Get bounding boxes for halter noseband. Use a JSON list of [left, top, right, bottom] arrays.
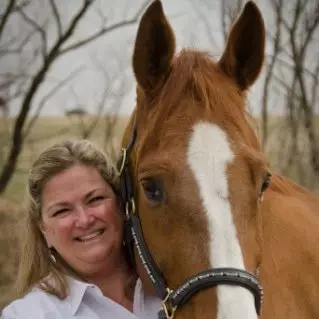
[[119, 127, 265, 319]]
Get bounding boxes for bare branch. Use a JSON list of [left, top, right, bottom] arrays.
[[291, 0, 307, 36], [300, 6, 319, 58], [53, 0, 94, 47], [283, 71, 303, 180], [59, 0, 149, 55], [271, 54, 318, 79], [80, 87, 109, 139], [0, 0, 16, 41], [48, 0, 62, 38], [16, 6, 48, 58], [262, 0, 283, 147], [287, 0, 319, 176], [0, 0, 95, 194], [23, 67, 84, 139], [189, 1, 217, 47], [219, 0, 244, 44], [310, 60, 319, 109], [220, 0, 228, 43], [272, 73, 302, 102], [0, 72, 29, 91]]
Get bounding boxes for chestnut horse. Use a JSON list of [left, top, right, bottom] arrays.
[[120, 1, 319, 318]]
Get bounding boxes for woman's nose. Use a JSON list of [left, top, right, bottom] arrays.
[[75, 206, 94, 228]]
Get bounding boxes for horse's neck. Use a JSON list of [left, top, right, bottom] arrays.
[[260, 174, 319, 318]]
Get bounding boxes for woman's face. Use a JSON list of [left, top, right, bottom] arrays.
[[41, 164, 123, 275]]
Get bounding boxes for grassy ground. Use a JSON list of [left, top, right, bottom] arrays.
[[0, 199, 20, 308], [0, 114, 318, 309]]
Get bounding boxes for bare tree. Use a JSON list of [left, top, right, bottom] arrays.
[[267, 0, 319, 184], [285, 0, 319, 177], [61, 49, 129, 153], [220, 0, 243, 43], [261, 0, 283, 147], [94, 52, 130, 158], [0, 0, 149, 195], [188, 0, 243, 49]]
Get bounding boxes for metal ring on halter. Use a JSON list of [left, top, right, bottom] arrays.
[[119, 147, 127, 175], [125, 197, 136, 218], [162, 288, 177, 319]]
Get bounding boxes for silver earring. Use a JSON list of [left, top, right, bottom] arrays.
[[49, 248, 56, 263]]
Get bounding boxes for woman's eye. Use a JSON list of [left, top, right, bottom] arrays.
[[89, 196, 104, 203], [141, 178, 165, 204], [53, 208, 69, 217]]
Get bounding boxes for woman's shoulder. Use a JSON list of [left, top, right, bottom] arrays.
[[1, 288, 63, 319]]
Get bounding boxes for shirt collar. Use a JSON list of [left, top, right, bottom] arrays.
[[64, 277, 145, 316], [65, 276, 95, 316]]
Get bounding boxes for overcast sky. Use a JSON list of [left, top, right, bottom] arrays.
[[2, 0, 306, 116]]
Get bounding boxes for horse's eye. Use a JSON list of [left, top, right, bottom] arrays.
[[141, 178, 165, 204]]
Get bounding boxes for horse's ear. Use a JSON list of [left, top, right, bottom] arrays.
[[219, 1, 265, 90], [133, 0, 175, 92]]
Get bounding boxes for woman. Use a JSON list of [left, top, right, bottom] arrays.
[[1, 140, 161, 318]]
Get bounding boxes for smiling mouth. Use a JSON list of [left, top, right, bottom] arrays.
[[75, 229, 105, 242]]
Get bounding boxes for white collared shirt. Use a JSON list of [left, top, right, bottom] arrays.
[[1, 277, 162, 318]]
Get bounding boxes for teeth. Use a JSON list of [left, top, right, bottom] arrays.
[[77, 230, 103, 241]]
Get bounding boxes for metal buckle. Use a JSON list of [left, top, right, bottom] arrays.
[[119, 147, 127, 175], [162, 288, 177, 319]]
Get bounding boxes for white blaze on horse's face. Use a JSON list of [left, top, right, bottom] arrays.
[[187, 122, 258, 319]]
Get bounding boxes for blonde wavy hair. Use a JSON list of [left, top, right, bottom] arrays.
[[16, 140, 120, 299]]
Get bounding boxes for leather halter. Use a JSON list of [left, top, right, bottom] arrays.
[[119, 127, 265, 319]]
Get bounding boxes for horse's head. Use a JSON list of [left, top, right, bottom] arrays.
[[126, 1, 270, 318]]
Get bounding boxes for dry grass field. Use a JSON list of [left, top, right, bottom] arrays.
[[0, 199, 21, 308], [0, 114, 318, 309]]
